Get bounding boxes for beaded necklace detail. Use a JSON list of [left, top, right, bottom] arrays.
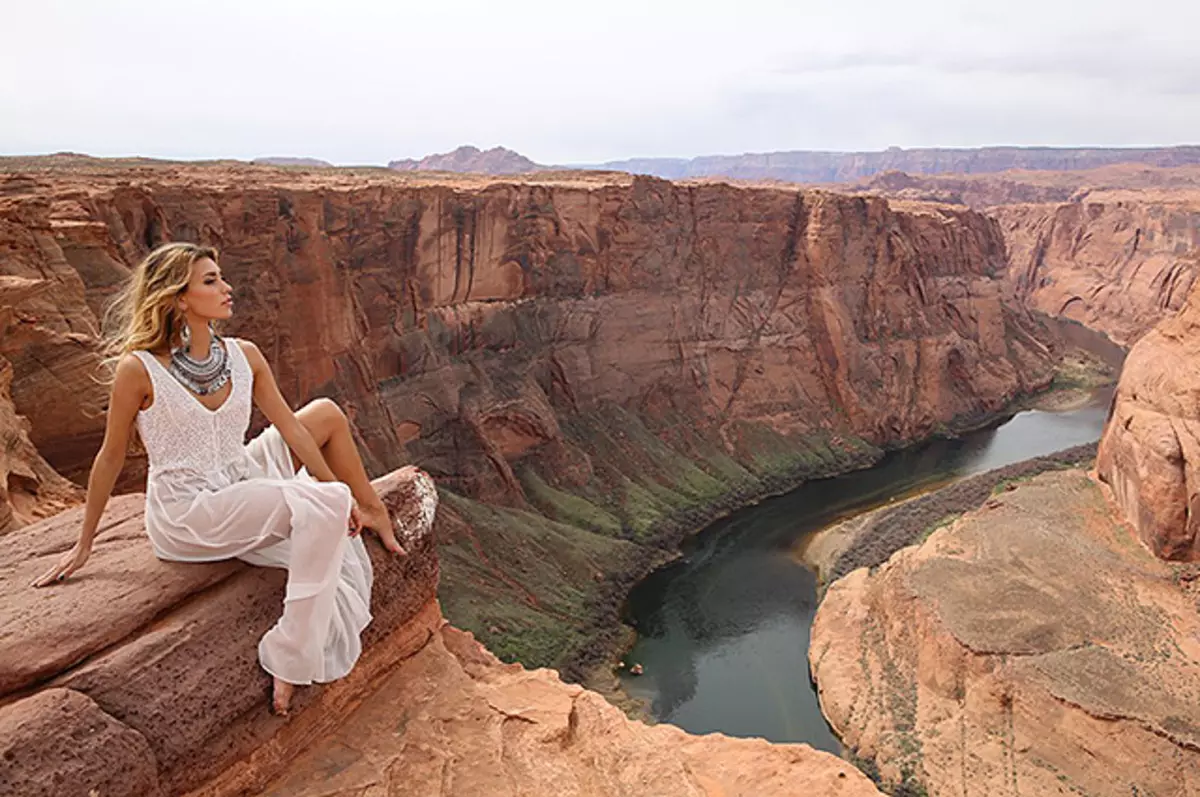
[[169, 327, 231, 396]]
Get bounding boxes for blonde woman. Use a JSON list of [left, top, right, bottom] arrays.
[[32, 242, 420, 716]]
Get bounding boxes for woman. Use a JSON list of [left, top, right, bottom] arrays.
[[31, 242, 416, 716]]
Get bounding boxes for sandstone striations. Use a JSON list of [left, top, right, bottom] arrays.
[[0, 274, 84, 531], [1098, 281, 1200, 561], [849, 166, 1200, 348], [0, 471, 880, 797], [997, 189, 1200, 347], [810, 469, 1200, 797], [0, 158, 1054, 674]]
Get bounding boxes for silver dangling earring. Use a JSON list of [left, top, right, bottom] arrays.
[[179, 318, 192, 349]]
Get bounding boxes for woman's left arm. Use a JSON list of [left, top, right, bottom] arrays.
[[239, 340, 339, 483]]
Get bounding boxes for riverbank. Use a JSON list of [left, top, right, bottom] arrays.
[[603, 363, 1116, 732], [799, 441, 1099, 590], [439, 334, 1113, 702]]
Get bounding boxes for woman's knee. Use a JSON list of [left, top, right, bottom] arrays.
[[299, 398, 347, 447]]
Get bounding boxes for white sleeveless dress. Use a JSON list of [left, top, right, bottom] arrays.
[[130, 340, 373, 686]]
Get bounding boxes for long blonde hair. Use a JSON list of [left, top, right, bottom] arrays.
[[101, 242, 220, 372]]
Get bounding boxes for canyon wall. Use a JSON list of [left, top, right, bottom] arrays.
[[0, 161, 1054, 671], [810, 469, 1200, 797], [848, 168, 1200, 348], [997, 189, 1200, 347], [1098, 280, 1200, 561]]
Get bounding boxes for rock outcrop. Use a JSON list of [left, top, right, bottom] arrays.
[[810, 469, 1200, 797], [0, 274, 84, 531], [262, 624, 880, 796], [1098, 281, 1200, 561], [0, 469, 880, 797], [0, 470, 440, 797], [0, 159, 1055, 672], [997, 189, 1200, 347]]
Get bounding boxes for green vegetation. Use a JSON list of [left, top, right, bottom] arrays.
[[436, 399, 882, 677]]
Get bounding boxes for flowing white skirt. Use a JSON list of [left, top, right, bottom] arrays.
[[143, 425, 373, 686]]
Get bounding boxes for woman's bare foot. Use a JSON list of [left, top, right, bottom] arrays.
[[272, 677, 295, 716], [359, 501, 404, 554]]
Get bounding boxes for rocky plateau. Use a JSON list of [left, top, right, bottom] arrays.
[[810, 281, 1200, 796]]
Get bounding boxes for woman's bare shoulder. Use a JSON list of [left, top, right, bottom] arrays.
[[233, 338, 265, 367], [114, 351, 151, 380]]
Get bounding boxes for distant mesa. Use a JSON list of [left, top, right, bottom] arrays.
[[388, 144, 1200, 184], [253, 156, 334, 168], [388, 145, 543, 175]]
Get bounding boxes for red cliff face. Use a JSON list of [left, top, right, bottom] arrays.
[[845, 168, 1200, 348], [1098, 280, 1200, 561], [0, 161, 1054, 668], [996, 190, 1200, 347], [0, 164, 1051, 490]]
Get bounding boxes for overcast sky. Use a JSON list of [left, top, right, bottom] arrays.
[[3, 0, 1197, 165]]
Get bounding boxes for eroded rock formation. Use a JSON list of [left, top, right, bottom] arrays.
[[1098, 281, 1200, 561], [0, 471, 880, 797], [849, 167, 1200, 348], [0, 159, 1056, 671], [810, 469, 1200, 796], [998, 190, 1200, 347]]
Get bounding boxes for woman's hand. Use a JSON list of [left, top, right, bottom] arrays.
[[348, 500, 363, 537], [31, 539, 93, 588]]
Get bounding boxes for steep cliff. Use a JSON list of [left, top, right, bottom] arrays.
[[997, 189, 1200, 347], [1098, 280, 1200, 561], [0, 159, 1055, 671], [810, 469, 1200, 797], [845, 167, 1200, 347], [1, 471, 883, 796]]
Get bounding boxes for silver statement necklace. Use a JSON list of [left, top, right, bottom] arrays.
[[169, 324, 231, 396]]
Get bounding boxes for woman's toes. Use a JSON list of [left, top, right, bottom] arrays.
[[272, 678, 294, 716]]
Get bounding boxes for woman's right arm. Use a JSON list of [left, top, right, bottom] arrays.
[[31, 354, 149, 587]]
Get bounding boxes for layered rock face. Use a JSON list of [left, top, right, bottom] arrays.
[[0, 161, 1054, 670], [0, 273, 84, 532], [1098, 281, 1200, 561], [844, 167, 1200, 347], [810, 469, 1200, 796], [997, 190, 1200, 347], [0, 162, 1051, 490], [0, 471, 441, 797], [0, 471, 881, 797]]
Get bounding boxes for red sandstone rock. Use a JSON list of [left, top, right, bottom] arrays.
[[0, 275, 85, 530], [0, 469, 441, 796], [0, 161, 1053, 506], [259, 624, 882, 797], [0, 688, 162, 797], [1098, 281, 1200, 561], [844, 167, 1200, 347], [997, 191, 1200, 347], [810, 470, 1200, 797]]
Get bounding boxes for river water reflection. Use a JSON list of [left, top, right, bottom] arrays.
[[618, 389, 1114, 751]]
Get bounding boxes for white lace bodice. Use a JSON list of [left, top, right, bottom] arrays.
[[131, 338, 255, 487]]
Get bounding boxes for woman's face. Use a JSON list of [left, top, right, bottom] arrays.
[[178, 257, 234, 322]]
